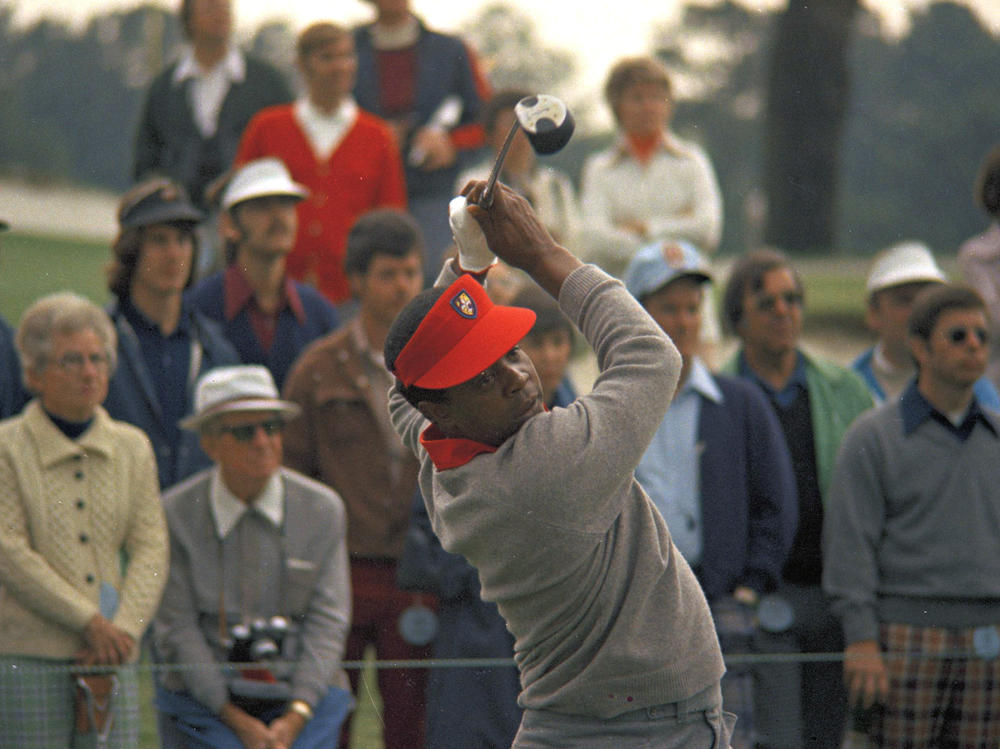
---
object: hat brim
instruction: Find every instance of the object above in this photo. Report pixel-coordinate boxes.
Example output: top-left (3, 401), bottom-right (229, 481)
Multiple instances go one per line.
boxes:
top-left (867, 272), bottom-right (945, 293)
top-left (412, 305), bottom-right (537, 390)
top-left (120, 203), bottom-right (204, 229)
top-left (179, 398), bottom-right (302, 431)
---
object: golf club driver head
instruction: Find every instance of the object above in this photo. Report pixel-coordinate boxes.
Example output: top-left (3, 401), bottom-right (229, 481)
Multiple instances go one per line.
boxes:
top-left (514, 94), bottom-right (575, 155)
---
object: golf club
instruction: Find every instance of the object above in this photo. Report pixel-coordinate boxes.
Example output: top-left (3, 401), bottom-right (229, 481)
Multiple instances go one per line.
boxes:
top-left (479, 94), bottom-right (575, 208)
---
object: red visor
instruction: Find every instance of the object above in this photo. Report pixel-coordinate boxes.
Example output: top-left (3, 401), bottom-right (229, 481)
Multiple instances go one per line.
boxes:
top-left (393, 274), bottom-right (537, 389)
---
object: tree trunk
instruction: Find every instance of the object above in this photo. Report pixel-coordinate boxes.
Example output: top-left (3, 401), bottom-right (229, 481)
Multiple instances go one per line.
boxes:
top-left (763, 0), bottom-right (859, 254)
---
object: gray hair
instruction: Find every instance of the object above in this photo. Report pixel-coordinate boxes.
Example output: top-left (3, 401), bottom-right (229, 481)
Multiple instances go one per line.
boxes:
top-left (16, 292), bottom-right (118, 376)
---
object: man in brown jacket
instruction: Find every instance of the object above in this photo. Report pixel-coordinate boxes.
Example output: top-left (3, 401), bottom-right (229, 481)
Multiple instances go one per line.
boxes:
top-left (282, 209), bottom-right (430, 748)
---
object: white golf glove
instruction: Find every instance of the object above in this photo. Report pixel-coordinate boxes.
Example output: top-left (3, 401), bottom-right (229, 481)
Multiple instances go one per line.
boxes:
top-left (449, 196), bottom-right (495, 272)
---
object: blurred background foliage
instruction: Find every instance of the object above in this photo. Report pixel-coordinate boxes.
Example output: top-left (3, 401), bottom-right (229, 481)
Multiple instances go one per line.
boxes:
top-left (1, 1), bottom-right (998, 258)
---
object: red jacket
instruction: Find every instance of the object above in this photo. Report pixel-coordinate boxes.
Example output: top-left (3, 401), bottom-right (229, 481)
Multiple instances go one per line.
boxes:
top-left (236, 105), bottom-right (407, 303)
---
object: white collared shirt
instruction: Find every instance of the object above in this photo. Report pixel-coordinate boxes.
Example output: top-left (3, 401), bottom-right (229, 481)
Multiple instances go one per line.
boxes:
top-left (210, 468), bottom-right (284, 539)
top-left (172, 46), bottom-right (246, 138)
top-left (293, 97), bottom-right (359, 161)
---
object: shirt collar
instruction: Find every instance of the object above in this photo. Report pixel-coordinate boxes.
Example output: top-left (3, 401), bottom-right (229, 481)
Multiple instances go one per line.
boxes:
top-left (223, 265), bottom-right (307, 323)
top-left (296, 96), bottom-right (358, 126)
top-left (738, 349), bottom-right (808, 393)
top-left (684, 356), bottom-right (724, 404)
top-left (419, 423), bottom-right (497, 470)
top-left (122, 298), bottom-right (193, 337)
top-left (611, 129), bottom-right (688, 163)
top-left (899, 380), bottom-right (999, 440)
top-left (172, 45), bottom-right (245, 86)
top-left (210, 467), bottom-right (284, 539)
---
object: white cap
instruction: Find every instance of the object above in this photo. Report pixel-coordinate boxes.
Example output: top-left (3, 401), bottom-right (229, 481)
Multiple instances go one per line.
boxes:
top-left (221, 158), bottom-right (309, 212)
top-left (179, 365), bottom-right (301, 431)
top-left (866, 241), bottom-right (947, 294)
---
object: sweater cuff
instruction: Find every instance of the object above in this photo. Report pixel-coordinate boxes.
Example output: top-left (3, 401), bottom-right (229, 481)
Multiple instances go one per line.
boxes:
top-left (842, 606), bottom-right (880, 645)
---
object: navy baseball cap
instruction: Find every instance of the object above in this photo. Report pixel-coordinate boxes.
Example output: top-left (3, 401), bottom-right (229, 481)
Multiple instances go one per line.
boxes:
top-left (118, 178), bottom-right (203, 230)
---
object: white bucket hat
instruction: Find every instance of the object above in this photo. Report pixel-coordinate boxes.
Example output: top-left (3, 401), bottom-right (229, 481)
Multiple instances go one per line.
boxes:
top-left (220, 158), bottom-right (309, 212)
top-left (866, 241), bottom-right (947, 294)
top-left (180, 365), bottom-right (301, 431)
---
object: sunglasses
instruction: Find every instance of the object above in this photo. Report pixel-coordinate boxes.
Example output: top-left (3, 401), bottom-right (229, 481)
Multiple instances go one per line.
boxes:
top-left (754, 291), bottom-right (803, 313)
top-left (216, 419), bottom-right (285, 442)
top-left (944, 326), bottom-right (989, 346)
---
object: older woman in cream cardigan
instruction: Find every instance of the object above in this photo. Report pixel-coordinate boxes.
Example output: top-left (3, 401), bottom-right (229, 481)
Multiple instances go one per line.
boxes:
top-left (0, 292), bottom-right (167, 747)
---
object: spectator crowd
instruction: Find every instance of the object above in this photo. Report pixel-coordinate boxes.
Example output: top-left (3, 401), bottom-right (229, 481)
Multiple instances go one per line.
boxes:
top-left (2, 1), bottom-right (999, 748)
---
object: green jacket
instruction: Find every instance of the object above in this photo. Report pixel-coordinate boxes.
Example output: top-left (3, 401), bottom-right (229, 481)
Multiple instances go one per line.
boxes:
top-left (720, 349), bottom-right (873, 502)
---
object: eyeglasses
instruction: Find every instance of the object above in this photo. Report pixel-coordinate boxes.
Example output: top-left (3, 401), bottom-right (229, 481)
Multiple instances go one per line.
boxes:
top-left (754, 291), bottom-right (803, 313)
top-left (54, 352), bottom-right (111, 373)
top-left (944, 326), bottom-right (989, 346)
top-left (216, 419), bottom-right (285, 442)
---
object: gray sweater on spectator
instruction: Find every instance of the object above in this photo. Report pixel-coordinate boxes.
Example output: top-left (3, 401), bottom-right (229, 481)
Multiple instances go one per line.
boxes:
top-left (389, 264), bottom-right (724, 719)
top-left (823, 386), bottom-right (1000, 645)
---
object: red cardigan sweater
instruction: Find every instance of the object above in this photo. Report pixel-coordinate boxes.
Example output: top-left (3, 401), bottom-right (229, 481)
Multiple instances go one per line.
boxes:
top-left (236, 105), bottom-right (407, 303)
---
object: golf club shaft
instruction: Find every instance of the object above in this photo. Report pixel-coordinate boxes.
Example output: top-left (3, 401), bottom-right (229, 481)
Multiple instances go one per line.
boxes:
top-left (479, 119), bottom-right (520, 208)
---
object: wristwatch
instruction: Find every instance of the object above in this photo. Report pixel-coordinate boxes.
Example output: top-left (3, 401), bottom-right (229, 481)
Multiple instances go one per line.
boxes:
top-left (288, 699), bottom-right (314, 721)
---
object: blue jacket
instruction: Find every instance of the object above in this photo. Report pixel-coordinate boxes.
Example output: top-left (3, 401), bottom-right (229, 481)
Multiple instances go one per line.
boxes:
top-left (353, 18), bottom-right (486, 202)
top-left (186, 272), bottom-right (340, 390)
top-left (641, 373), bottom-right (799, 601)
top-left (103, 300), bottom-right (240, 490)
top-left (852, 346), bottom-right (1000, 410)
top-left (0, 315), bottom-right (29, 420)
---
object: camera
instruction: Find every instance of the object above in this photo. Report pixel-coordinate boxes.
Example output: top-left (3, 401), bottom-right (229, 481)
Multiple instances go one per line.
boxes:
top-left (227, 616), bottom-right (291, 666)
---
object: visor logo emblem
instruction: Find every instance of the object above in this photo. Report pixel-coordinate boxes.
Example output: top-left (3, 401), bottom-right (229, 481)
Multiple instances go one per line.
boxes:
top-left (450, 290), bottom-right (477, 319)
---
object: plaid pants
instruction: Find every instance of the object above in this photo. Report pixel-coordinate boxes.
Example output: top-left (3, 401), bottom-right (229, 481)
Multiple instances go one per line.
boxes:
top-left (0, 657), bottom-right (139, 748)
top-left (871, 622), bottom-right (1000, 749)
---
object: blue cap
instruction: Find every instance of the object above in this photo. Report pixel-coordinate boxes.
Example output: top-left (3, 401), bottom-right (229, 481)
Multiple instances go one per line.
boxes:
top-left (623, 240), bottom-right (712, 300)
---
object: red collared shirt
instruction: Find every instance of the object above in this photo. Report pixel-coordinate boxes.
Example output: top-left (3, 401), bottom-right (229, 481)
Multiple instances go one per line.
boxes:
top-left (223, 265), bottom-right (307, 352)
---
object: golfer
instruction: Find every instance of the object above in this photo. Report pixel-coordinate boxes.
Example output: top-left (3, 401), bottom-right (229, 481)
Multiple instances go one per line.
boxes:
top-left (384, 181), bottom-right (733, 747)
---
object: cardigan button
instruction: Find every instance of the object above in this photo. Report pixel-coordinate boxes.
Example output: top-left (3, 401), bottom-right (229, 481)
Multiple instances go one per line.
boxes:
top-left (308, 221), bottom-right (323, 237)
top-left (76, 499), bottom-right (85, 510)
top-left (74, 470), bottom-right (84, 480)
top-left (86, 574), bottom-right (95, 584)
top-left (79, 533), bottom-right (88, 544)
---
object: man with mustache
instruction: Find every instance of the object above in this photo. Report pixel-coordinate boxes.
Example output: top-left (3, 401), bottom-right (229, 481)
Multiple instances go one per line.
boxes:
top-left (188, 158), bottom-right (341, 389)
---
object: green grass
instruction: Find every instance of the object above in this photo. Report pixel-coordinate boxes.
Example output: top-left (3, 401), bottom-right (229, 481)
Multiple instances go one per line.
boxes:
top-left (0, 232), bottom-right (111, 324)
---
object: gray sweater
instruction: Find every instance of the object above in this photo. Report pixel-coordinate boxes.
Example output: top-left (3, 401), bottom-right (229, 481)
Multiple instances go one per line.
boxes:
top-left (389, 264), bottom-right (724, 718)
top-left (823, 396), bottom-right (1000, 645)
top-left (153, 467), bottom-right (351, 712)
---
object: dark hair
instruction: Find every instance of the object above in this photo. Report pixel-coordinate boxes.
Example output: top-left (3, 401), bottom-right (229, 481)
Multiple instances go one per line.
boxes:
top-left (297, 21), bottom-right (349, 61)
top-left (107, 224), bottom-right (198, 301)
top-left (481, 89), bottom-right (531, 135)
top-left (974, 144), bottom-right (1000, 218)
top-left (721, 248), bottom-right (803, 333)
top-left (509, 283), bottom-right (573, 341)
top-left (344, 209), bottom-right (423, 277)
top-left (908, 284), bottom-right (985, 341)
top-left (384, 286), bottom-right (451, 407)
top-left (604, 56), bottom-right (672, 123)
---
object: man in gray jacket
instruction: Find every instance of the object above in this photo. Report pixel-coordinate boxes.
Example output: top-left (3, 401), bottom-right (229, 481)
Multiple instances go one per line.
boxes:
top-left (153, 365), bottom-right (353, 749)
top-left (824, 284), bottom-right (1000, 747)
top-left (384, 182), bottom-right (731, 747)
